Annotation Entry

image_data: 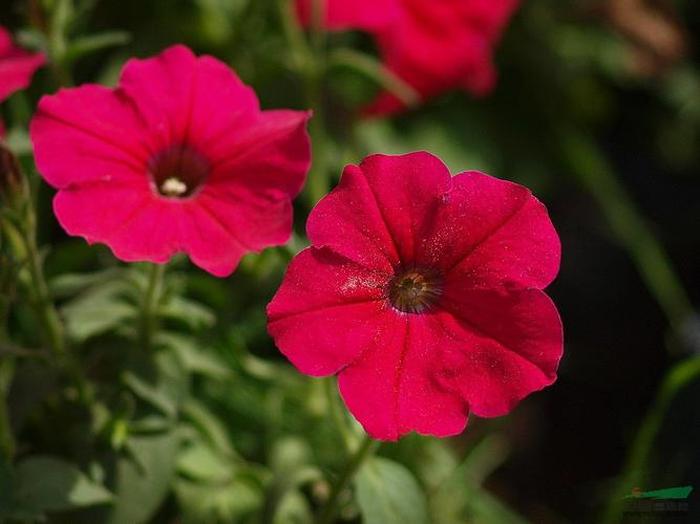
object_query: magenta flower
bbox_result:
[295,0,400,31]
[267,152,562,441]
[0,26,45,103]
[30,45,311,277]
[294,0,520,115]
[367,0,521,114]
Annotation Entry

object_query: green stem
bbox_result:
[328,49,421,109]
[560,130,693,343]
[278,0,330,207]
[317,435,379,524]
[305,72,329,207]
[324,378,353,451]
[602,356,700,523]
[310,0,327,52]
[0,358,15,461]
[23,229,65,355]
[139,263,165,351]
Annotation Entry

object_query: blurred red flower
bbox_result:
[0,26,45,103]
[295,0,400,31]
[0,26,44,139]
[367,0,521,114]
[295,0,519,114]
[30,45,311,277]
[267,152,563,441]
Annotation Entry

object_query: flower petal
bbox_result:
[307,152,451,269]
[119,45,259,150]
[267,247,390,376]
[30,85,149,188]
[418,171,560,289]
[0,27,45,102]
[434,285,563,417]
[207,109,312,201]
[338,314,468,441]
[53,178,184,264]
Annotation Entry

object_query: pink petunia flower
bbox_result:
[30,45,311,277]
[0,26,45,103]
[366,0,521,115]
[267,152,562,441]
[295,0,401,32]
[295,0,519,115]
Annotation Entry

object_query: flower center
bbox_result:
[388,267,443,314]
[148,145,210,198]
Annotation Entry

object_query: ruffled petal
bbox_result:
[119,45,259,151]
[177,200,250,277]
[418,171,560,290]
[53,178,184,264]
[434,285,563,417]
[30,85,149,188]
[338,314,468,441]
[307,152,451,269]
[207,109,312,201]
[267,248,390,376]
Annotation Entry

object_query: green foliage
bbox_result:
[1,0,698,522]
[355,457,429,524]
[105,432,181,524]
[0,456,113,520]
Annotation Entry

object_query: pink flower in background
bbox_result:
[0,26,45,103]
[1,26,44,139]
[294,0,520,114]
[367,0,521,114]
[295,0,401,31]
[268,152,562,441]
[30,45,311,277]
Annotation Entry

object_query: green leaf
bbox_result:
[178,441,233,483]
[64,31,131,64]
[122,349,189,419]
[355,457,429,524]
[160,296,215,330]
[106,432,180,524]
[159,333,232,380]
[11,456,112,515]
[61,280,136,342]
[464,490,530,524]
[123,372,177,419]
[175,474,262,523]
[50,268,125,298]
[273,489,313,524]
[182,399,236,457]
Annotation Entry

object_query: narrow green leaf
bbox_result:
[64,31,131,64]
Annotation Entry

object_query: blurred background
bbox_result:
[1,0,699,523]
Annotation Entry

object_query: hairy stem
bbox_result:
[317,435,379,524]
[324,377,353,451]
[23,228,65,356]
[0,358,15,461]
[139,263,165,351]
[279,0,330,207]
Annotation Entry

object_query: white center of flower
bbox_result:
[160,177,188,197]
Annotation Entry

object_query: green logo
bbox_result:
[625,486,693,500]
